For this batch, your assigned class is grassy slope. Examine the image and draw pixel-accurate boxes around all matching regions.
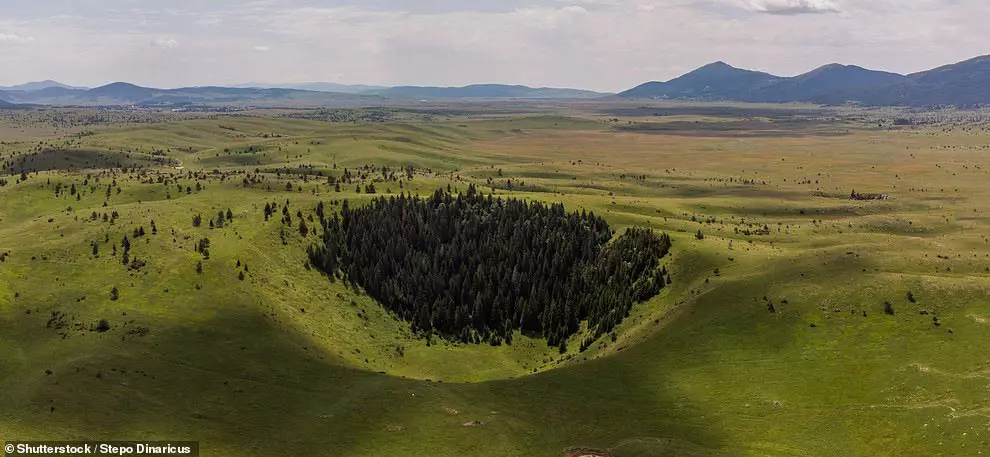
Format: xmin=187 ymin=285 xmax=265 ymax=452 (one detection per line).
xmin=1 ymin=111 xmax=989 ymax=456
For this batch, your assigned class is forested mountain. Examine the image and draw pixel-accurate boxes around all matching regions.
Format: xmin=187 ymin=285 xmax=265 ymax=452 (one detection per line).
xmin=620 ymin=55 xmax=990 ymax=106
xmin=620 ymin=62 xmax=783 ymax=100
xmin=756 ymin=64 xmax=905 ymax=103
xmin=87 ymin=82 xmax=157 ymax=102
xmin=8 ymin=55 xmax=990 ymax=108
xmin=848 ymin=55 xmax=990 ymax=106
xmin=309 ymin=187 xmax=672 ymax=349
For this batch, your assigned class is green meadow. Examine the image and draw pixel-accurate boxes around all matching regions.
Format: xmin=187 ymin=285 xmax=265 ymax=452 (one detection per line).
xmin=1 ymin=104 xmax=989 ymax=456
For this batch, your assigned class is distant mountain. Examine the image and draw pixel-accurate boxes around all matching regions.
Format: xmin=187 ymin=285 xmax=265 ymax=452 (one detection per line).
xmin=621 ymin=55 xmax=990 ymax=107
xmin=756 ymin=64 xmax=906 ymax=103
xmin=1 ymin=87 xmax=88 ymax=105
xmin=847 ymin=55 xmax=990 ymax=106
xmin=139 ymin=86 xmax=382 ymax=106
xmin=370 ymin=84 xmax=607 ymax=99
xmin=0 ymin=82 xmax=384 ymax=107
xmin=620 ymin=62 xmax=783 ymax=100
xmin=0 ymin=80 xmax=87 ymax=91
xmin=0 ymin=95 xmax=28 ymax=109
xmin=86 ymin=82 xmax=158 ymax=103
xmin=233 ymin=82 xmax=389 ymax=94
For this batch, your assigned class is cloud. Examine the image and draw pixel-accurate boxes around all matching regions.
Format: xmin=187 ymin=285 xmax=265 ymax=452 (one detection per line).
xmin=0 ymin=33 xmax=35 ymax=43
xmin=152 ymin=38 xmax=178 ymax=49
xmin=3 ymin=0 xmax=990 ymax=91
xmin=733 ymin=0 xmax=841 ymax=15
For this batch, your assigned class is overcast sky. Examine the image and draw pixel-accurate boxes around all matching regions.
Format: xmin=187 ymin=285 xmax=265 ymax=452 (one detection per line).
xmin=0 ymin=0 xmax=987 ymax=91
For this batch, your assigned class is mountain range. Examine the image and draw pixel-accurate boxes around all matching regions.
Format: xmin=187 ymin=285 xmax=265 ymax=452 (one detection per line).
xmin=0 ymin=80 xmax=88 ymax=92
xmin=619 ymin=55 xmax=990 ymax=106
xmin=230 ymin=82 xmax=389 ymax=94
xmin=366 ymin=84 xmax=606 ymax=99
xmin=0 ymin=82 xmax=390 ymax=107
xmin=0 ymin=81 xmax=608 ymax=107
xmin=5 ymin=55 xmax=990 ymax=107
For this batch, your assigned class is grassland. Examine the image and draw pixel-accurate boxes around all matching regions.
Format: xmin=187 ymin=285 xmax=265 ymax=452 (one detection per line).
xmin=1 ymin=103 xmax=990 ymax=456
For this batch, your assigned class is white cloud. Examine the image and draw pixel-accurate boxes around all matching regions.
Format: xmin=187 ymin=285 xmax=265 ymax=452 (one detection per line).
xmin=152 ymin=38 xmax=178 ymax=49
xmin=732 ymin=0 xmax=841 ymax=15
xmin=3 ymin=0 xmax=990 ymax=91
xmin=0 ymin=33 xmax=35 ymax=43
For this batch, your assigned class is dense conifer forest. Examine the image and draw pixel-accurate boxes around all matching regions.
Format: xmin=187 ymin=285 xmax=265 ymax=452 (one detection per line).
xmin=309 ymin=186 xmax=672 ymax=349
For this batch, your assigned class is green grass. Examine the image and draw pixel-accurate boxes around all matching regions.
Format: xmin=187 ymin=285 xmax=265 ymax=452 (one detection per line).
xmin=2 ymin=105 xmax=990 ymax=456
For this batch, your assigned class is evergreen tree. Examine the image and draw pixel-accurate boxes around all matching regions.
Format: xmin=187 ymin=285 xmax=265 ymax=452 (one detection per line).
xmin=309 ymin=186 xmax=671 ymax=348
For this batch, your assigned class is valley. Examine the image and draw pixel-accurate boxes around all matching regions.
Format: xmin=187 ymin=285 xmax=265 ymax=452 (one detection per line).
xmin=2 ymin=102 xmax=989 ymax=456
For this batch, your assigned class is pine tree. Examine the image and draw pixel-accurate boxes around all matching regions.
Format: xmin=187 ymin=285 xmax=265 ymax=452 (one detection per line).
xmin=308 ymin=187 xmax=671 ymax=348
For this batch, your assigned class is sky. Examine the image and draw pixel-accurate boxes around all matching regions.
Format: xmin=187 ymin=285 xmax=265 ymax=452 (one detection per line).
xmin=0 ymin=0 xmax=988 ymax=92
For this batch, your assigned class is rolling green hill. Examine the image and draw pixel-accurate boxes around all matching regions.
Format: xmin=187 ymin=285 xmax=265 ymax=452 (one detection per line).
xmin=1 ymin=106 xmax=989 ymax=456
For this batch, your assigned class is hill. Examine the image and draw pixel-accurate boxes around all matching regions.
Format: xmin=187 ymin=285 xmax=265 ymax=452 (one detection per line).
xmin=86 ymin=82 xmax=158 ymax=104
xmin=3 ymin=110 xmax=990 ymax=456
xmin=850 ymin=55 xmax=990 ymax=106
xmin=621 ymin=55 xmax=990 ymax=106
xmin=370 ymin=84 xmax=607 ymax=99
xmin=233 ymin=82 xmax=389 ymax=94
xmin=619 ymin=62 xmax=783 ymax=100
xmin=756 ymin=64 xmax=905 ymax=103
xmin=0 ymin=80 xmax=86 ymax=91
xmin=0 ymin=83 xmax=382 ymax=107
